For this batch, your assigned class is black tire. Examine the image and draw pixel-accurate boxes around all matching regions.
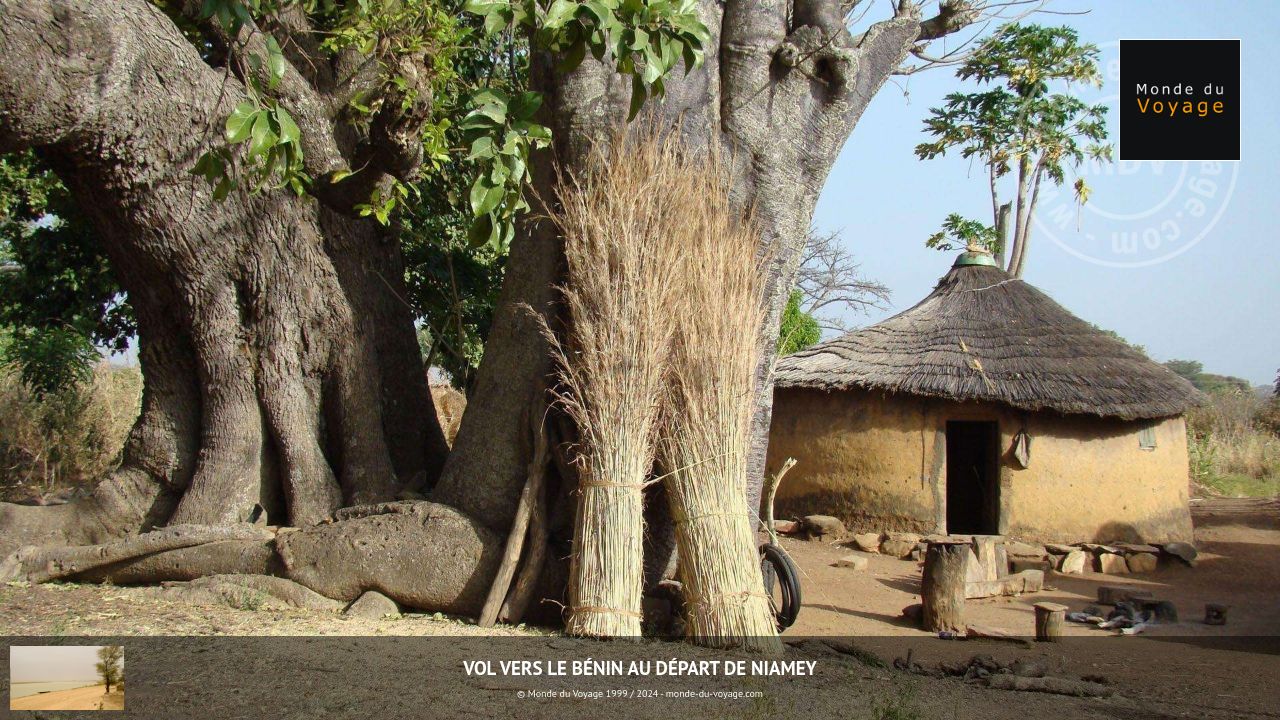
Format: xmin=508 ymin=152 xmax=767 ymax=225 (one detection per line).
xmin=760 ymin=543 xmax=802 ymax=631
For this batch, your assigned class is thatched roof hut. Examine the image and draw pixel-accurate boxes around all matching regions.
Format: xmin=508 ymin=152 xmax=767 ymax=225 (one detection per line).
xmin=776 ymin=253 xmax=1200 ymax=420
xmin=767 ymin=252 xmax=1199 ymax=545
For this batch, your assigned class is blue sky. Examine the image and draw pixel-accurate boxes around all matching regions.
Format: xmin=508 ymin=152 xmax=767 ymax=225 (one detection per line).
xmin=818 ymin=0 xmax=1278 ymax=386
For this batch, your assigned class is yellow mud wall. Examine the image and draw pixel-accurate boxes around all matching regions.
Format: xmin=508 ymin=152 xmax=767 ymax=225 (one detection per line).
xmin=1004 ymin=413 xmax=1193 ymax=543
xmin=766 ymin=388 xmax=942 ymax=533
xmin=766 ymin=388 xmax=1193 ymax=543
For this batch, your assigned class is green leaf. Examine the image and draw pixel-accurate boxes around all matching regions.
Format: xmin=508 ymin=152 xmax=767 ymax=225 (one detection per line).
xmin=467 ymin=213 xmax=494 ymax=248
xmin=265 ymin=36 xmax=286 ymax=90
xmin=469 ymin=177 xmax=503 ymax=216
xmin=509 ymin=91 xmax=543 ymax=120
xmin=544 ymin=0 xmax=577 ymax=29
xmin=558 ymin=40 xmax=588 ymax=73
xmin=225 ymin=101 xmax=258 ymax=143
xmin=276 ymin=107 xmax=301 ymax=145
xmin=248 ymin=113 xmax=278 ymax=158
xmin=627 ymin=75 xmax=646 ymax=121
xmin=329 ymin=168 xmax=355 ymax=184
xmin=467 ymin=136 xmax=496 ymax=160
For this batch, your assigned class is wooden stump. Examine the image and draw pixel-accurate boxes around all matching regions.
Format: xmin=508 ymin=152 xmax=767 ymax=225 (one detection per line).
xmin=922 ymin=541 xmax=969 ymax=633
xmin=1204 ymin=603 xmax=1228 ymax=625
xmin=1034 ymin=602 xmax=1068 ymax=642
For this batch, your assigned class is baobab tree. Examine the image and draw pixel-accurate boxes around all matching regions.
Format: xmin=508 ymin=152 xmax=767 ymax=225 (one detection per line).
xmin=0 ymin=0 xmax=1033 ymax=614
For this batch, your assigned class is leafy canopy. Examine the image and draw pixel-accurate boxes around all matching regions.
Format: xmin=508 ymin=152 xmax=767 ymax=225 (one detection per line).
xmin=0 ymin=153 xmax=132 ymax=394
xmin=916 ymin=24 xmax=1111 ymax=257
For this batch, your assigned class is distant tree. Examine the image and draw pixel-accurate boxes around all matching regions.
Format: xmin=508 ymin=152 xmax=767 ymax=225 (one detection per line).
xmin=1164 ymin=359 xmax=1204 ymax=382
xmin=796 ymin=228 xmax=889 ymax=333
xmin=96 ymin=646 xmax=123 ymax=694
xmin=1274 ymin=368 xmax=1278 ymax=398
xmin=777 ymin=290 xmax=821 ymax=356
xmin=1164 ymin=359 xmax=1251 ymax=394
xmin=916 ymin=24 xmax=1112 ymax=276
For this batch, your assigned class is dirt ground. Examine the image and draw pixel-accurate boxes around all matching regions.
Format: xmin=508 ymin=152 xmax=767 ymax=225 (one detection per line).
xmin=1 ymin=497 xmax=1276 ymax=719
xmin=9 ymin=683 xmax=123 ymax=711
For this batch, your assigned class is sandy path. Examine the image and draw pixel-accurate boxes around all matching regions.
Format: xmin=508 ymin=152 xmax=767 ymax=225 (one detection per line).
xmin=9 ymin=683 xmax=118 ymax=710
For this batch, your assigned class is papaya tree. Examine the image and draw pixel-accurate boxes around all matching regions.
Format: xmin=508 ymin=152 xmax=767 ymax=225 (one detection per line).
xmin=916 ymin=23 xmax=1112 ymax=276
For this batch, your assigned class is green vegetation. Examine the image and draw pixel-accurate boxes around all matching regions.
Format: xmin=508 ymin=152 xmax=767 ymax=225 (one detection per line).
xmin=917 ymin=24 xmax=1112 ymax=276
xmin=0 ymin=355 xmax=141 ymax=502
xmin=96 ymin=645 xmax=124 ymax=694
xmin=1164 ymin=359 xmax=1253 ymax=395
xmin=1186 ymin=385 xmax=1280 ymax=498
xmin=777 ymin=290 xmax=821 ymax=356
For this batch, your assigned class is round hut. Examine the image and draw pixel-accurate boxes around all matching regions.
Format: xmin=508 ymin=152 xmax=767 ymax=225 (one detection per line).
xmin=768 ymin=251 xmax=1201 ymax=544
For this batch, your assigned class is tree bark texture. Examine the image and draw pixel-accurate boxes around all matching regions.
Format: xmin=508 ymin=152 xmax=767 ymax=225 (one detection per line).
xmin=439 ymin=0 xmax=942 ymax=534
xmin=0 ymin=0 xmax=449 ymax=556
xmin=922 ymin=541 xmax=969 ymax=633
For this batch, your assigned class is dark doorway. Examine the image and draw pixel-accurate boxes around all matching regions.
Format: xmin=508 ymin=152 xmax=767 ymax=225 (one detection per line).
xmin=945 ymin=421 xmax=1000 ymax=535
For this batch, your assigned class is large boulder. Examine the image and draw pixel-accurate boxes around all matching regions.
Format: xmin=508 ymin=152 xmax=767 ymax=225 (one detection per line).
xmin=802 ymin=515 xmax=846 ymax=540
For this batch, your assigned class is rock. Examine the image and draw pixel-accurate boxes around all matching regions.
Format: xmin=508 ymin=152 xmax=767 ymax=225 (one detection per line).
xmin=1080 ymin=543 xmax=1120 ymax=554
xmin=344 ymin=590 xmax=400 ymax=620
xmin=1096 ymin=553 xmax=1129 ymax=575
xmin=1057 ymin=550 xmax=1088 ymax=575
xmin=887 ymin=531 xmax=922 ymax=544
xmin=852 ymin=532 xmax=882 ymax=553
xmin=1044 ymin=543 xmax=1076 ymax=555
xmin=803 ymin=515 xmax=846 ymax=540
xmin=965 ymin=579 xmax=1005 ymax=599
xmin=1004 ymin=540 xmax=1047 ymax=558
xmin=1125 ymin=552 xmax=1158 ymax=574
xmin=880 ymin=539 xmax=916 ymax=559
xmin=1117 ymin=543 xmax=1160 ymax=555
xmin=1011 ymin=557 xmax=1052 ymax=574
xmin=1160 ymin=542 xmax=1198 ymax=566
xmin=901 ymin=603 xmax=923 ymax=621
xmin=1141 ymin=600 xmax=1178 ymax=622
xmin=773 ymin=519 xmax=801 ymax=535
xmin=1018 ymin=569 xmax=1045 ymax=593
xmin=835 ymin=554 xmax=869 ymax=571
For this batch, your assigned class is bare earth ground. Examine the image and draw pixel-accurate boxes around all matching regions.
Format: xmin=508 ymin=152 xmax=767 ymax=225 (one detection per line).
xmin=9 ymin=684 xmax=123 ymax=711
xmin=1 ymin=498 xmax=1276 ymax=719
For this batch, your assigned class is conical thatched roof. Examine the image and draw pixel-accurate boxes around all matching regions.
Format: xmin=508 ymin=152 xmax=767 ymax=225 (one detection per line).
xmin=775 ymin=257 xmax=1201 ymax=420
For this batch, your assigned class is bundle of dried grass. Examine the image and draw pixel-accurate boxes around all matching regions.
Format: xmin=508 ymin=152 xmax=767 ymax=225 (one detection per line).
xmin=548 ymin=133 xmax=686 ymax=638
xmin=658 ymin=152 xmax=782 ymax=653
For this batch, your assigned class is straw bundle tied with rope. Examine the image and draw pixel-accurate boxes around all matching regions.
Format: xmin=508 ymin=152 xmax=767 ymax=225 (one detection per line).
xmin=547 ymin=130 xmax=779 ymax=651
xmin=548 ymin=133 xmax=685 ymax=638
xmin=656 ymin=149 xmax=782 ymax=655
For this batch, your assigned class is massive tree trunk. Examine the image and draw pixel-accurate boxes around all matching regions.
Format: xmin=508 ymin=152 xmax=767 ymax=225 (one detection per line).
xmin=0 ymin=0 xmax=449 ymax=557
xmin=440 ymin=0 xmax=960 ymax=532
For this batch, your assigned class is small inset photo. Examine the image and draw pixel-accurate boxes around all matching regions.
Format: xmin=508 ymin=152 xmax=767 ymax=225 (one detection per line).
xmin=9 ymin=645 xmax=125 ymax=711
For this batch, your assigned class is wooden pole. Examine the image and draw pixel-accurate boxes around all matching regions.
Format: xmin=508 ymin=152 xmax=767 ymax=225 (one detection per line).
xmin=921 ymin=541 xmax=968 ymax=633
xmin=478 ymin=392 xmax=548 ymax=628
xmin=1033 ymin=601 xmax=1067 ymax=641
xmin=762 ymin=457 xmax=796 ymax=546
xmin=498 ymin=419 xmax=553 ymax=624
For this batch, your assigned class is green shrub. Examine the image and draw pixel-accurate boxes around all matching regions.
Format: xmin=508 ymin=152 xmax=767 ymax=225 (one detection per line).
xmin=0 ymin=360 xmax=141 ymax=501
xmin=1186 ymin=390 xmax=1280 ymax=498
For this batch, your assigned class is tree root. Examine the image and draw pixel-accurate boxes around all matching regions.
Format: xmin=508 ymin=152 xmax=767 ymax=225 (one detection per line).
xmin=155 ymin=574 xmax=344 ymax=612
xmin=0 ymin=524 xmax=275 ymax=583
xmin=0 ymin=501 xmax=515 ymax=617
